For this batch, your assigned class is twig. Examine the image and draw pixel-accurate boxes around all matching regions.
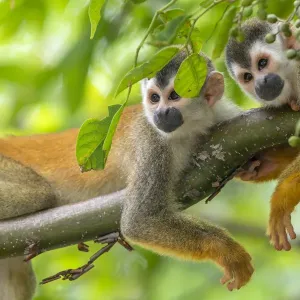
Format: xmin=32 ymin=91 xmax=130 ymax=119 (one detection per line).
xmin=134 ymin=0 xmax=178 ymax=67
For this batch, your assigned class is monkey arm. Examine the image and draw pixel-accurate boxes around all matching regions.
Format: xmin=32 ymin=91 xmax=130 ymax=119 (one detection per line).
xmin=120 ymin=121 xmax=253 ymax=291
xmin=267 ymin=154 xmax=300 ymax=252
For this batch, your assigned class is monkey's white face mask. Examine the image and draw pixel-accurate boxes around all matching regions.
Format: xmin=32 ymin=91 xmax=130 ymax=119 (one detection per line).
xmin=141 ymin=71 xmax=225 ymax=139
xmin=229 ymin=38 xmax=300 ymax=108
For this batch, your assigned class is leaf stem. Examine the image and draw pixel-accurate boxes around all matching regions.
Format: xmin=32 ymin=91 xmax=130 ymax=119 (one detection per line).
xmin=185 ymin=0 xmax=229 ymax=49
xmin=134 ymin=0 xmax=178 ymax=67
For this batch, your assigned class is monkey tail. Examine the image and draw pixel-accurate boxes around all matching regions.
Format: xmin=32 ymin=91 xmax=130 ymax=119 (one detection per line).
xmin=0 ymin=257 xmax=36 ymax=300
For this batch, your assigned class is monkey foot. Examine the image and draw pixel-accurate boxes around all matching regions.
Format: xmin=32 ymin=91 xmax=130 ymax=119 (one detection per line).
xmin=40 ymin=231 xmax=133 ymax=284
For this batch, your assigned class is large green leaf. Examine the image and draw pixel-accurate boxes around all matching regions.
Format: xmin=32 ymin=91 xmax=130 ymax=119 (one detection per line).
xmin=89 ymin=0 xmax=105 ymax=39
xmin=174 ymin=53 xmax=207 ymax=98
xmin=115 ymin=46 xmax=180 ymax=96
xmin=212 ymin=6 xmax=237 ymax=59
xmin=76 ymin=105 xmax=121 ymax=172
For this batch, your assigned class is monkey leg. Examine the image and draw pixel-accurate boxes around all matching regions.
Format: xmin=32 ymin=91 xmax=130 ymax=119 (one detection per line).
xmin=267 ymin=173 xmax=300 ymax=251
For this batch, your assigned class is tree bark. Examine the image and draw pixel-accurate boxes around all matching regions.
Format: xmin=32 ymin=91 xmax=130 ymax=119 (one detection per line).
xmin=0 ymin=106 xmax=298 ymax=258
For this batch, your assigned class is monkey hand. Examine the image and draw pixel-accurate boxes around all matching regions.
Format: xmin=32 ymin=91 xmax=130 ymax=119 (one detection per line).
xmin=267 ymin=209 xmax=296 ymax=251
xmin=219 ymin=242 xmax=254 ymax=291
xmin=288 ymin=98 xmax=300 ymax=112
xmin=236 ymin=159 xmax=261 ymax=181
xmin=236 ymin=157 xmax=278 ymax=182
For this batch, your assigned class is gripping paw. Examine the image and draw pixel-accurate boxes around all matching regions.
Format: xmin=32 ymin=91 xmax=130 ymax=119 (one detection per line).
xmin=289 ymin=98 xmax=300 ymax=111
xmin=267 ymin=211 xmax=296 ymax=251
xmin=220 ymin=248 xmax=254 ymax=291
xmin=237 ymin=160 xmax=261 ymax=181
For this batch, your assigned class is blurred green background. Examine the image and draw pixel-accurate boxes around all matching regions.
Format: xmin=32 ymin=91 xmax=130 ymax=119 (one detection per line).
xmin=1 ymin=0 xmax=300 ymax=299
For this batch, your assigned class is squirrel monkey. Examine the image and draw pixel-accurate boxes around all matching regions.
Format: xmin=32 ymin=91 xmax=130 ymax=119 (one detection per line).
xmin=0 ymin=51 xmax=254 ymax=299
xmin=225 ymin=18 xmax=300 ymax=251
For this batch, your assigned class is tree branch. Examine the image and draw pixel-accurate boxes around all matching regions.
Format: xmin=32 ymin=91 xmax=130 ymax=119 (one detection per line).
xmin=0 ymin=106 xmax=299 ymax=258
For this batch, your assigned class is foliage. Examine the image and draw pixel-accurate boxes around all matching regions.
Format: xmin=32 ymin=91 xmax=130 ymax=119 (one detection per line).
xmin=77 ymin=0 xmax=298 ymax=171
xmin=1 ymin=0 xmax=300 ymax=299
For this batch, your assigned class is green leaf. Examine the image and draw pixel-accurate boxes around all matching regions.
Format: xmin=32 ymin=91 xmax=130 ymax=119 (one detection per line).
xmin=76 ymin=104 xmax=121 ymax=172
xmin=212 ymin=6 xmax=237 ymax=59
xmin=161 ymin=8 xmax=185 ymax=22
xmin=174 ymin=53 xmax=207 ymax=98
xmin=115 ymin=46 xmax=180 ymax=96
xmin=88 ymin=0 xmax=105 ymax=39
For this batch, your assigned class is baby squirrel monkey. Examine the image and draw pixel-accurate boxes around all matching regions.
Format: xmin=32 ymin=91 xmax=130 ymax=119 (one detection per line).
xmin=226 ymin=18 xmax=300 ymax=251
xmin=0 ymin=51 xmax=253 ymax=300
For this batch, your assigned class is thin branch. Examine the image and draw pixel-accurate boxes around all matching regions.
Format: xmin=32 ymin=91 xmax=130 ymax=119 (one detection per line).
xmin=134 ymin=0 xmax=178 ymax=67
xmin=0 ymin=106 xmax=299 ymax=258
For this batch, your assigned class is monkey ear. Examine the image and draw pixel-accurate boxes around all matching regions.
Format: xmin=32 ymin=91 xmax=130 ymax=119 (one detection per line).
xmin=280 ymin=24 xmax=300 ymax=49
xmin=286 ymin=35 xmax=299 ymax=49
xmin=204 ymin=71 xmax=224 ymax=107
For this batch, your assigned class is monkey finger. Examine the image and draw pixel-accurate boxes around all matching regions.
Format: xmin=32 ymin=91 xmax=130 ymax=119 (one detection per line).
xmin=284 ymin=214 xmax=296 ymax=240
xmin=289 ymin=100 xmax=300 ymax=111
xmin=248 ymin=160 xmax=261 ymax=173
xmin=227 ymin=280 xmax=236 ymax=291
xmin=220 ymin=270 xmax=232 ymax=285
xmin=277 ymin=224 xmax=290 ymax=251
xmin=272 ymin=231 xmax=283 ymax=251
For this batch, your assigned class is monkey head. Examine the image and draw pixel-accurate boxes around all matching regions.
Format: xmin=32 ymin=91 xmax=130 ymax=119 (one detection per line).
xmin=226 ymin=19 xmax=300 ymax=109
xmin=141 ymin=52 xmax=225 ymax=138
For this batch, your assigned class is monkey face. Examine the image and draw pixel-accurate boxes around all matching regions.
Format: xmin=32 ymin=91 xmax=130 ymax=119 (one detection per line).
xmin=141 ymin=70 xmax=225 ymax=138
xmin=227 ymin=38 xmax=299 ymax=107
xmin=142 ymin=78 xmax=185 ymax=134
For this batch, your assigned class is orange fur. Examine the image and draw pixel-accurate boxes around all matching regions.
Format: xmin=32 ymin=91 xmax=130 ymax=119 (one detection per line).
xmin=267 ymin=154 xmax=300 ymax=251
xmin=0 ymin=104 xmax=143 ymax=204
xmin=271 ymin=173 xmax=300 ymax=213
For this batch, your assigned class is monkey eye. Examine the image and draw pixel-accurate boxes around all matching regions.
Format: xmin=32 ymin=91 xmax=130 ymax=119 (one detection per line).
xmin=169 ymin=90 xmax=180 ymax=100
xmin=258 ymin=58 xmax=268 ymax=71
xmin=150 ymin=93 xmax=160 ymax=103
xmin=243 ymin=72 xmax=253 ymax=83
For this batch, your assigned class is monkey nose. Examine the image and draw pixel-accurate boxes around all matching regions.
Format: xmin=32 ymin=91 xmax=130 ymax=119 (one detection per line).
xmin=255 ymin=73 xmax=284 ymax=101
xmin=153 ymin=107 xmax=184 ymax=133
